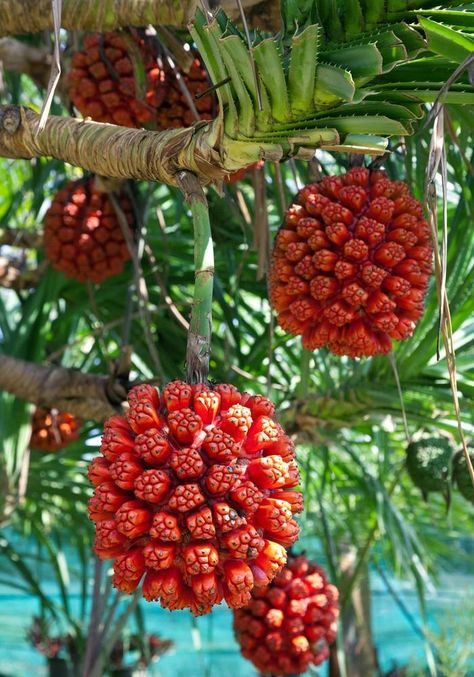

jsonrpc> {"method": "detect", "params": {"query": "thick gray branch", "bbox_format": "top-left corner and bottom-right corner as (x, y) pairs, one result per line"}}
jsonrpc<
(0, 354), (126, 420)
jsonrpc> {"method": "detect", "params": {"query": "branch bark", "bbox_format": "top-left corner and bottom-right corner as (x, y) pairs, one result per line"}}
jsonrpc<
(0, 354), (127, 420)
(0, 105), (227, 186)
(0, 0), (279, 36)
(0, 38), (51, 88)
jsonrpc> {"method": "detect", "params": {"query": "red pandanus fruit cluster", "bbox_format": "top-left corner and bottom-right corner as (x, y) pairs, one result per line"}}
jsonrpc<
(269, 168), (433, 357)
(233, 553), (339, 675)
(43, 177), (134, 283)
(88, 381), (302, 615)
(68, 32), (213, 130)
(154, 56), (214, 130)
(68, 32), (166, 127)
(30, 408), (80, 452)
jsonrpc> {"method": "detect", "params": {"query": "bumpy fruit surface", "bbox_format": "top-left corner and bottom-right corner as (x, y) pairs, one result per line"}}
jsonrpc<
(69, 32), (213, 130)
(406, 436), (454, 495)
(44, 177), (134, 283)
(453, 447), (474, 504)
(30, 408), (80, 452)
(154, 56), (214, 130)
(233, 554), (338, 675)
(269, 168), (433, 357)
(68, 32), (167, 128)
(89, 382), (301, 614)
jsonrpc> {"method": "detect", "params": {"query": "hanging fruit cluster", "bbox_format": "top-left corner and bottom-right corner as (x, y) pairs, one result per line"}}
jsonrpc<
(88, 381), (302, 615)
(269, 168), (433, 357)
(453, 446), (474, 504)
(405, 436), (453, 499)
(154, 56), (213, 130)
(406, 434), (474, 505)
(68, 32), (213, 131)
(68, 32), (165, 127)
(43, 177), (134, 284)
(233, 553), (339, 675)
(30, 408), (80, 452)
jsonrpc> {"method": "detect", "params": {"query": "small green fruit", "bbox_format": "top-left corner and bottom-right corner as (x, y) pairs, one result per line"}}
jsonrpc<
(406, 436), (454, 497)
(453, 448), (474, 504)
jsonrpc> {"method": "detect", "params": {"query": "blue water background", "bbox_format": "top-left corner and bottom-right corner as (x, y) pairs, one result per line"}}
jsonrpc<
(0, 538), (472, 676)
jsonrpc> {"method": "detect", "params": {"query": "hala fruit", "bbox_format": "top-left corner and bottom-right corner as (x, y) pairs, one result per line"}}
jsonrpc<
(154, 56), (214, 130)
(453, 446), (474, 504)
(44, 177), (134, 283)
(406, 436), (454, 499)
(30, 408), (80, 452)
(68, 32), (167, 128)
(69, 32), (213, 130)
(269, 168), (433, 357)
(89, 382), (302, 615)
(233, 553), (338, 675)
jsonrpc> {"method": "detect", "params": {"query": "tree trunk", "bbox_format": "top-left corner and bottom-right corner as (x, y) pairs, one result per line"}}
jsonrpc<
(339, 548), (379, 677)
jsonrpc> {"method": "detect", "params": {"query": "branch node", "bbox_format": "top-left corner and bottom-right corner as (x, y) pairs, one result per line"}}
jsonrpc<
(1, 106), (21, 134)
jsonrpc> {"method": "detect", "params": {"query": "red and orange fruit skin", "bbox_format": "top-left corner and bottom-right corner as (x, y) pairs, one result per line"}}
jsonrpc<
(68, 32), (167, 128)
(68, 32), (213, 131)
(30, 408), (80, 452)
(44, 177), (134, 284)
(233, 554), (339, 675)
(88, 382), (302, 615)
(269, 168), (433, 357)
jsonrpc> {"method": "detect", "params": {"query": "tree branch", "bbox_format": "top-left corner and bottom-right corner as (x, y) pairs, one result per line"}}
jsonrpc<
(0, 0), (279, 36)
(0, 226), (43, 248)
(0, 0), (192, 35)
(0, 105), (228, 186)
(0, 104), (334, 188)
(0, 354), (127, 420)
(0, 38), (51, 87)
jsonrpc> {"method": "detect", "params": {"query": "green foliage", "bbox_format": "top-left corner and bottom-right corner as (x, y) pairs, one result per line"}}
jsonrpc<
(408, 597), (474, 677)
(406, 436), (454, 495)
(190, 2), (474, 164)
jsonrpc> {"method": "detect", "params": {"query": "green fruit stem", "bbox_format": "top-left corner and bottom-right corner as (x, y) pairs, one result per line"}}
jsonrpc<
(177, 172), (214, 385)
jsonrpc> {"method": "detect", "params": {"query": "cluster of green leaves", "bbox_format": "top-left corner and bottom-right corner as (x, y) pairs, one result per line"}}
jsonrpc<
(192, 0), (474, 164)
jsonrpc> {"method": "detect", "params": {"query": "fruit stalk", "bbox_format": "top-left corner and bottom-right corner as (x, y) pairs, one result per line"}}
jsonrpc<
(177, 171), (214, 384)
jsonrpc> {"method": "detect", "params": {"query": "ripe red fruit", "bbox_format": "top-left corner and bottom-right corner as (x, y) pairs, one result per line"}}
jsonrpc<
(43, 177), (134, 283)
(269, 168), (433, 357)
(89, 382), (301, 614)
(69, 32), (213, 131)
(30, 408), (80, 452)
(155, 56), (214, 131)
(68, 32), (168, 128)
(233, 554), (339, 675)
